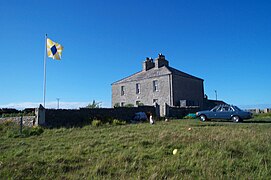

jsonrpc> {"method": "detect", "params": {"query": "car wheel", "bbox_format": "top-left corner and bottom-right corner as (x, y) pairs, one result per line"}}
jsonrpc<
(200, 115), (207, 122)
(232, 116), (241, 123)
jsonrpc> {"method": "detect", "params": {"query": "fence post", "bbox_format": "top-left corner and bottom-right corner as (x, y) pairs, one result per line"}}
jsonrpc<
(35, 104), (46, 126)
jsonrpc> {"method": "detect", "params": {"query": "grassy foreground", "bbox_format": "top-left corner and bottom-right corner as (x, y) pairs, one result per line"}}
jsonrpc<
(1, 118), (271, 179)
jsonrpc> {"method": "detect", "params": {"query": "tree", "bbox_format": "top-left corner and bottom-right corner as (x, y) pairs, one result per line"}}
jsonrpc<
(86, 100), (101, 108)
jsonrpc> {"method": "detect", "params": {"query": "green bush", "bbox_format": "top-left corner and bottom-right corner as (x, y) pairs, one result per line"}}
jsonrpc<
(124, 104), (134, 107)
(92, 120), (102, 127)
(86, 100), (101, 108)
(3, 125), (44, 138)
(0, 121), (18, 136)
(2, 120), (15, 126)
(112, 119), (126, 126)
(253, 112), (271, 119)
(2, 112), (34, 118)
(19, 127), (44, 137)
(114, 103), (120, 108)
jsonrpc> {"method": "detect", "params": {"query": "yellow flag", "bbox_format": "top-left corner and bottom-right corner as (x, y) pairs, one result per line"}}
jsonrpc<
(47, 38), (63, 60)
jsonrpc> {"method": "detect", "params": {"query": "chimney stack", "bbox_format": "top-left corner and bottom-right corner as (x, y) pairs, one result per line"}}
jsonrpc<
(143, 57), (155, 71)
(155, 53), (169, 68)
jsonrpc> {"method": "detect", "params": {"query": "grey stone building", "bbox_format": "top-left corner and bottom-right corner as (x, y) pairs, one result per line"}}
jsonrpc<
(112, 54), (204, 116)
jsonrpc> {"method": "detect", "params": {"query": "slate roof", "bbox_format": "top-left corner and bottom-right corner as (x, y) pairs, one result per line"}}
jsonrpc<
(112, 65), (203, 85)
(167, 67), (203, 81)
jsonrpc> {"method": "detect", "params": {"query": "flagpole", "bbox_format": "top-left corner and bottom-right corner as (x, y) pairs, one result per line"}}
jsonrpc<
(43, 34), (47, 108)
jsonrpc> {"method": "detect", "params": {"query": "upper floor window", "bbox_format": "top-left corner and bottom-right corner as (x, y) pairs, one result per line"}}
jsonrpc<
(136, 83), (140, 94)
(121, 86), (125, 96)
(153, 80), (158, 92)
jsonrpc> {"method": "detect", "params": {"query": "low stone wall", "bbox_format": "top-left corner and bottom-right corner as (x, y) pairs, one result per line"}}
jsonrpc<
(0, 104), (201, 128)
(168, 106), (199, 118)
(45, 106), (156, 127)
(0, 116), (36, 127)
(247, 108), (271, 114)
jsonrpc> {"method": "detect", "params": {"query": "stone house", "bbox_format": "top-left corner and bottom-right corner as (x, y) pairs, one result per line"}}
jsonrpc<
(111, 54), (204, 116)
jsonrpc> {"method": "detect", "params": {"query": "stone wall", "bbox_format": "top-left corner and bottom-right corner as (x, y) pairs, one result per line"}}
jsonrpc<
(247, 108), (271, 114)
(0, 116), (36, 127)
(167, 105), (199, 118)
(44, 104), (200, 127)
(45, 106), (156, 127)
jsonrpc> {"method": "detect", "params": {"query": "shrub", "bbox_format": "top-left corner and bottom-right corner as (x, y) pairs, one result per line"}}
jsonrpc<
(253, 112), (271, 119)
(4, 125), (44, 138)
(20, 127), (44, 137)
(86, 100), (101, 108)
(2, 112), (34, 118)
(2, 120), (15, 126)
(124, 104), (134, 107)
(29, 126), (44, 136)
(114, 103), (120, 108)
(92, 120), (102, 127)
(112, 119), (126, 126)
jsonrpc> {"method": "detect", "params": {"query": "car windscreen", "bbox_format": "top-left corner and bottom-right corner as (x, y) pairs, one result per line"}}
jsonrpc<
(233, 106), (242, 111)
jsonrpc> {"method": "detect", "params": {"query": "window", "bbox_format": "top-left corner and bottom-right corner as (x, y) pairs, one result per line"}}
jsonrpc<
(153, 80), (158, 92)
(136, 83), (140, 94)
(136, 101), (141, 106)
(121, 86), (125, 96)
(121, 102), (125, 107)
(221, 106), (229, 111)
(153, 99), (158, 104)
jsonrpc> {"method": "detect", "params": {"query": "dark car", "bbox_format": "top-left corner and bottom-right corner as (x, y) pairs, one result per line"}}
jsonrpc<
(196, 104), (252, 123)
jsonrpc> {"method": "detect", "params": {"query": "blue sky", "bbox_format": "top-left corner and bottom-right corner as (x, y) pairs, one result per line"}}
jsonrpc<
(0, 0), (270, 109)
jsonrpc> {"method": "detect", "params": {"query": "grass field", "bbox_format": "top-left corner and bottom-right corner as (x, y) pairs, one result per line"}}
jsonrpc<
(1, 115), (271, 179)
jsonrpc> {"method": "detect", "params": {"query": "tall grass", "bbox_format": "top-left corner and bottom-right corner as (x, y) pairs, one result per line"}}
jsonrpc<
(1, 118), (271, 179)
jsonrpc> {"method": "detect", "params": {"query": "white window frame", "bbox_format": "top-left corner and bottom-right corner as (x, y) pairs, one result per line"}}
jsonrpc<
(153, 80), (158, 92)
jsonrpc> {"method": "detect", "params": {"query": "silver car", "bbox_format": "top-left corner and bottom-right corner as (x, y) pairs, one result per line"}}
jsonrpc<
(196, 104), (252, 123)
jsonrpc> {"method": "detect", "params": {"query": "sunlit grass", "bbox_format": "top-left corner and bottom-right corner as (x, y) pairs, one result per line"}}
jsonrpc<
(1, 118), (271, 179)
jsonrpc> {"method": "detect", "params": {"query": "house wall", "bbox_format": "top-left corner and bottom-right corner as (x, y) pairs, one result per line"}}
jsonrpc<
(172, 74), (204, 108)
(112, 74), (171, 107)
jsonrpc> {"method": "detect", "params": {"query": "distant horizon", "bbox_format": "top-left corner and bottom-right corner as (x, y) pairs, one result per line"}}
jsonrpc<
(0, 101), (270, 110)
